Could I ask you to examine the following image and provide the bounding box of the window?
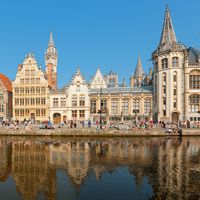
[0,94,3,101]
[173,72,177,82]
[41,109,46,116]
[0,104,4,112]
[36,87,40,93]
[25,109,29,116]
[133,99,140,114]
[144,99,151,113]
[163,98,166,105]
[25,78,29,84]
[53,98,59,107]
[90,99,97,114]
[79,95,85,106]
[189,75,200,89]
[36,98,40,105]
[122,99,129,114]
[15,98,19,105]
[15,88,19,94]
[172,57,179,68]
[100,99,107,113]
[72,110,77,118]
[41,87,46,94]
[20,98,24,105]
[173,89,177,96]
[15,109,19,117]
[72,95,77,106]
[25,98,29,105]
[163,110,166,116]
[111,99,118,114]
[61,98,66,107]
[161,58,168,69]
[79,110,85,118]
[76,82,80,91]
[163,73,166,82]
[189,95,200,113]
[163,87,166,94]
[173,100,177,109]
[41,98,46,105]
[20,79,24,84]
[20,109,24,117]
[154,62,158,73]
[30,98,35,105]
[25,88,29,94]
[30,87,35,93]
[20,88,24,94]
[36,109,40,117]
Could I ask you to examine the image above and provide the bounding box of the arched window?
[161,58,168,69]
[172,57,179,67]
[189,95,200,113]
[72,95,77,107]
[79,95,85,106]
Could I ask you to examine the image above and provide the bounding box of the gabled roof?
[159,6,177,47]
[69,67,88,85]
[134,55,144,78]
[0,73,12,92]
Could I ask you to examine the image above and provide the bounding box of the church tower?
[45,32,58,89]
[152,6,186,123]
[130,55,145,87]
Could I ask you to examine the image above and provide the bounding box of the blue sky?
[0,0,200,88]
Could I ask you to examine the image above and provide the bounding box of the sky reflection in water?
[0,137,199,200]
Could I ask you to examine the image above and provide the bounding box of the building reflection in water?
[0,137,200,199]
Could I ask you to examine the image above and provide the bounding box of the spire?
[48,32,55,47]
[134,55,144,78]
[159,6,177,47]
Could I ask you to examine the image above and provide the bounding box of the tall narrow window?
[111,99,118,114]
[122,99,129,114]
[172,57,179,68]
[90,99,97,114]
[161,58,168,69]
[79,95,85,106]
[72,95,77,106]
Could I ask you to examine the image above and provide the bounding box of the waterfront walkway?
[0,125,200,137]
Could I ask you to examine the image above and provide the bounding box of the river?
[0,136,199,200]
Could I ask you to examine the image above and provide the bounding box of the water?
[0,136,200,200]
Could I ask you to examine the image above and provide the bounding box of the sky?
[0,0,200,88]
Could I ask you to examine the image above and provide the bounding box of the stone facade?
[49,67,152,123]
[0,74,12,121]
[49,68,90,123]
[152,7,200,123]
[12,53,50,123]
